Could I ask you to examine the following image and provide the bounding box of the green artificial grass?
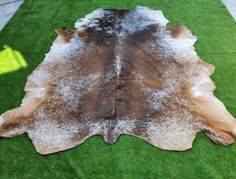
[0,0,236,178]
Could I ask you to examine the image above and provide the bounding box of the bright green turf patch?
[0,0,236,178]
[0,45,27,75]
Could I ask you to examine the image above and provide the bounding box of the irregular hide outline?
[0,6,236,154]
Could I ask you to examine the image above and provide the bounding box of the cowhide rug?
[0,6,235,154]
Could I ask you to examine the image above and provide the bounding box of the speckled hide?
[1,7,236,155]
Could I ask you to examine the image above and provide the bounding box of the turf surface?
[0,0,236,178]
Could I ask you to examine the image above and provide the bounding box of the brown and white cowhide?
[0,6,236,154]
